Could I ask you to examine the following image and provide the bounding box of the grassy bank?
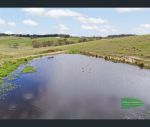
[0,36,32,48]
[0,57,34,84]
[59,35,150,69]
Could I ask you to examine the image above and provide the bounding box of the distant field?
[0,36,81,48]
[32,37,80,43]
[0,36,32,47]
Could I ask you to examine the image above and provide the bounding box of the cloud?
[22,8,108,26]
[116,8,143,13]
[81,23,118,36]
[58,24,69,34]
[96,26,118,36]
[0,18,16,27]
[46,9,108,25]
[140,24,150,29]
[21,8,115,36]
[22,8,109,33]
[22,8,45,15]
[81,25,98,30]
[46,9,81,18]
[8,22,16,27]
[0,18,6,25]
[134,28,150,35]
[88,17,108,24]
[23,19,38,26]
[4,31,14,34]
[77,17,108,24]
[99,28,117,33]
[133,23,150,35]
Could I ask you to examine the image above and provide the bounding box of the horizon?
[0,32,138,37]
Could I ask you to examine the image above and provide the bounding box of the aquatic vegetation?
[0,78,3,85]
[21,66,36,73]
[0,57,33,79]
[7,74,18,81]
[0,82,16,100]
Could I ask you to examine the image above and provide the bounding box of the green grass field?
[0,36,32,47]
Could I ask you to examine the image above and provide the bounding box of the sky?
[0,8,150,36]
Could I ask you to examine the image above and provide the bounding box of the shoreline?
[14,50,67,60]
[0,50,67,85]
[79,51,150,69]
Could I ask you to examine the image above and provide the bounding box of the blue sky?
[0,8,150,36]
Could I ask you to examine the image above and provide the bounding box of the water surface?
[0,54,150,119]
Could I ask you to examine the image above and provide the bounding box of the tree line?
[105,34,136,39]
[0,33,136,39]
[0,33,70,38]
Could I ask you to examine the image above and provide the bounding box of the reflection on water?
[0,54,150,119]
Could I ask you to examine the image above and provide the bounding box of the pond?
[0,54,150,119]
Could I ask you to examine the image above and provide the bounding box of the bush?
[10,43,19,48]
[138,62,144,68]
[32,40,41,48]
[104,56,108,60]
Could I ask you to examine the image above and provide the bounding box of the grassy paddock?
[0,36,32,48]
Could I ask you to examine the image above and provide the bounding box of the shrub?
[138,62,144,68]
[10,43,19,48]
[104,56,108,60]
